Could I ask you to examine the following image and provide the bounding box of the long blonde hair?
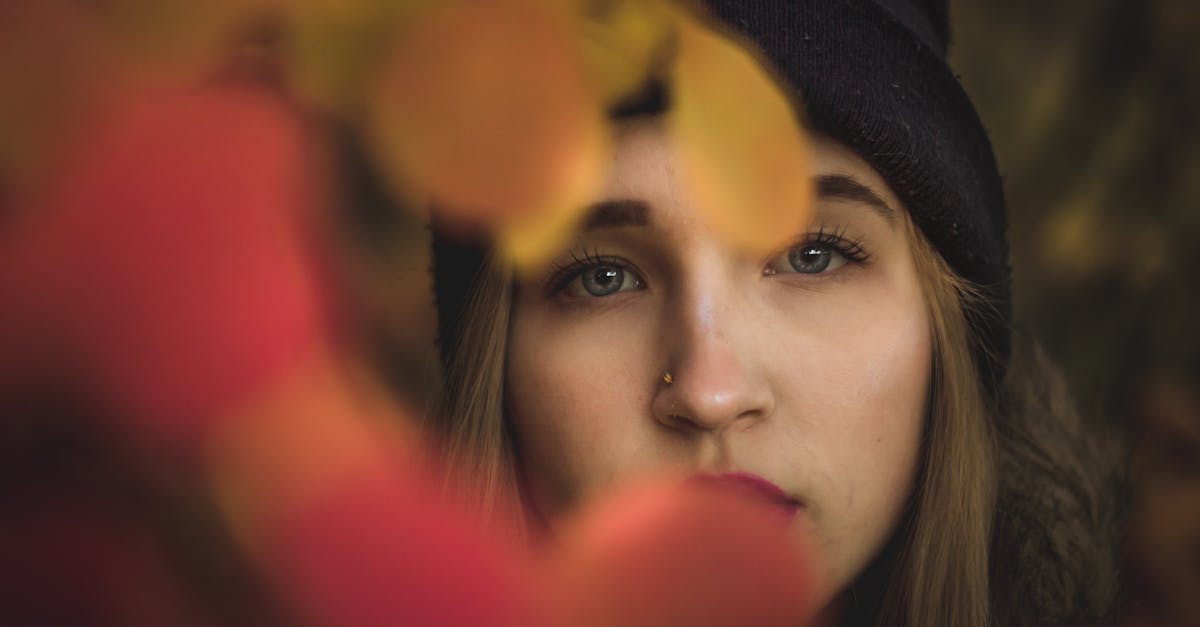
[429,215,999,626]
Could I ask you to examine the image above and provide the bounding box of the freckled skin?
[506,121,929,611]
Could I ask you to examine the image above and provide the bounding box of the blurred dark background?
[951,1,1200,624]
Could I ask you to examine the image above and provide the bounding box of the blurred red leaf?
[0,85,328,450]
[264,470,538,627]
[206,349,538,627]
[545,480,816,627]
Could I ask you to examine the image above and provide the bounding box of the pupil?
[790,245,831,273]
[595,267,618,285]
[582,265,624,296]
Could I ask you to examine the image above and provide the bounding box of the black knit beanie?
[432,0,1011,394]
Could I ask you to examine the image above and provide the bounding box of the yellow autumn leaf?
[496,172,598,271]
[668,11,814,255]
[573,0,677,107]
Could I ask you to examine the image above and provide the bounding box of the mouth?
[687,472,804,520]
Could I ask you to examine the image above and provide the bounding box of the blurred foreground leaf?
[574,0,676,106]
[0,86,326,450]
[669,12,814,255]
[366,0,607,270]
[545,480,816,627]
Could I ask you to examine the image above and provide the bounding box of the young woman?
[429,1,1121,625]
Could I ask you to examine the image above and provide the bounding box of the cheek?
[794,306,927,506]
[841,304,928,484]
[829,296,930,440]
[773,278,929,457]
[766,275,929,589]
[505,303,658,515]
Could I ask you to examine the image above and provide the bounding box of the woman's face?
[506,120,929,605]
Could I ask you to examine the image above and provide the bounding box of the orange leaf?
[205,351,413,542]
[367,0,607,261]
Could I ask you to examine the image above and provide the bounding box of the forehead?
[600,119,689,223]
[598,118,904,232]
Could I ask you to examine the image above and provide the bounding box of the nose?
[651,292,775,434]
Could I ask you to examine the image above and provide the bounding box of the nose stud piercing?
[662,371,674,385]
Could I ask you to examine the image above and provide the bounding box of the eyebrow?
[580,199,650,231]
[817,174,897,225]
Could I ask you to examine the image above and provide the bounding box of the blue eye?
[766,242,847,275]
[788,244,842,274]
[556,258,645,298]
[764,227,869,277]
[581,265,626,296]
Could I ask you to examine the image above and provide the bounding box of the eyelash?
[544,247,635,296]
[544,226,871,296]
[799,224,871,264]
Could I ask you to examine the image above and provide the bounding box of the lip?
[687,472,804,518]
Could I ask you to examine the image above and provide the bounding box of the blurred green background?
[952,1,1200,624]
[953,0,1199,426]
